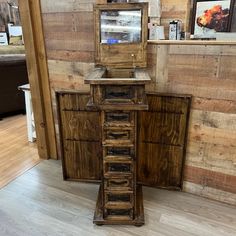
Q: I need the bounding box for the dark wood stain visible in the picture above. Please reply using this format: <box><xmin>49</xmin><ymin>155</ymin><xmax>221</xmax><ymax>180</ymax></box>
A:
<box><xmin>137</xmin><ymin>94</ymin><xmax>191</xmax><ymax>190</ymax></box>
<box><xmin>58</xmin><ymin>92</ymin><xmax>102</xmax><ymax>181</ymax></box>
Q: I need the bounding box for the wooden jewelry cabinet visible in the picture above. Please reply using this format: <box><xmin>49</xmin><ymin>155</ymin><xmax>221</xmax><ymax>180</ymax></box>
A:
<box><xmin>85</xmin><ymin>2</ymin><xmax>150</xmax><ymax>226</ymax></box>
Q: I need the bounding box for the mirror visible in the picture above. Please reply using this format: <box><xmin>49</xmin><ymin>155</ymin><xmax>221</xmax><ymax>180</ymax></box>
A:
<box><xmin>100</xmin><ymin>9</ymin><xmax>142</xmax><ymax>44</ymax></box>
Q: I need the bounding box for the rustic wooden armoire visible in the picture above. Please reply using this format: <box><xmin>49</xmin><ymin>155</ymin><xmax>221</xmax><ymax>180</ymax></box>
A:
<box><xmin>57</xmin><ymin>2</ymin><xmax>191</xmax><ymax>227</ymax></box>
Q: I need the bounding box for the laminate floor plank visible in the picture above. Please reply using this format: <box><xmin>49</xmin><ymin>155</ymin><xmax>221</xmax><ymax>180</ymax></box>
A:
<box><xmin>0</xmin><ymin>160</ymin><xmax>236</xmax><ymax>236</ymax></box>
<box><xmin>0</xmin><ymin>115</ymin><xmax>40</xmax><ymax>188</ymax></box>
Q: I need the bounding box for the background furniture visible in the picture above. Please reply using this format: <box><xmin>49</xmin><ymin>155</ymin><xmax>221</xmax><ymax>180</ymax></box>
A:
<box><xmin>18</xmin><ymin>84</ymin><xmax>36</xmax><ymax>142</ymax></box>
<box><xmin>0</xmin><ymin>54</ymin><xmax>28</xmax><ymax>118</ymax></box>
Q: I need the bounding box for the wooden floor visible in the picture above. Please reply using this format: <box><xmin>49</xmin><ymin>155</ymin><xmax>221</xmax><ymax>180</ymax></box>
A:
<box><xmin>0</xmin><ymin>115</ymin><xmax>40</xmax><ymax>188</ymax></box>
<box><xmin>0</xmin><ymin>160</ymin><xmax>235</xmax><ymax>236</ymax></box>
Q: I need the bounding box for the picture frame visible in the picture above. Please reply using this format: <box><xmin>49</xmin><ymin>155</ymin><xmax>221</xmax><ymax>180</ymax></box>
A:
<box><xmin>191</xmin><ymin>0</ymin><xmax>235</xmax><ymax>38</ymax></box>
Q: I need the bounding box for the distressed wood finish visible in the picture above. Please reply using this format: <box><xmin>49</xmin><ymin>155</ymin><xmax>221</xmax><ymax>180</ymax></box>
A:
<box><xmin>37</xmin><ymin>0</ymin><xmax>236</xmax><ymax>204</ymax></box>
<box><xmin>94</xmin><ymin>3</ymin><xmax>148</xmax><ymax>68</ymax></box>
<box><xmin>58</xmin><ymin>92</ymin><xmax>102</xmax><ymax>181</ymax></box>
<box><xmin>19</xmin><ymin>0</ymin><xmax>57</xmax><ymax>159</ymax></box>
<box><xmin>147</xmin><ymin>42</ymin><xmax>236</xmax><ymax>204</ymax></box>
<box><xmin>89</xmin><ymin>2</ymin><xmax>150</xmax><ymax>224</ymax></box>
<box><xmin>137</xmin><ymin>94</ymin><xmax>191</xmax><ymax>189</ymax></box>
<box><xmin>160</xmin><ymin>0</ymin><xmax>190</xmax><ymax>37</ymax></box>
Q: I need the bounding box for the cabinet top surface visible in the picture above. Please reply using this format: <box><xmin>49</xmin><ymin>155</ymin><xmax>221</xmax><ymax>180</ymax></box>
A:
<box><xmin>85</xmin><ymin>68</ymin><xmax>151</xmax><ymax>85</ymax></box>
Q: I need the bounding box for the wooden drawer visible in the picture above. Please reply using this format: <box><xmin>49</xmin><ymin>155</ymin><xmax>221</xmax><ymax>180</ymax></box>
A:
<box><xmin>103</xmin><ymin>127</ymin><xmax>134</xmax><ymax>145</ymax></box>
<box><xmin>104</xmin><ymin>146</ymin><xmax>135</xmax><ymax>158</ymax></box>
<box><xmin>102</xmin><ymin>111</ymin><xmax>135</xmax><ymax>127</ymax></box>
<box><xmin>104</xmin><ymin>209</ymin><xmax>134</xmax><ymax>221</ymax></box>
<box><xmin>104</xmin><ymin>161</ymin><xmax>133</xmax><ymax>177</ymax></box>
<box><xmin>104</xmin><ymin>191</ymin><xmax>134</xmax><ymax>210</ymax></box>
<box><xmin>89</xmin><ymin>85</ymin><xmax>148</xmax><ymax>110</ymax></box>
<box><xmin>102</xmin><ymin>85</ymin><xmax>136</xmax><ymax>104</ymax></box>
<box><xmin>104</xmin><ymin>177</ymin><xmax>133</xmax><ymax>191</ymax></box>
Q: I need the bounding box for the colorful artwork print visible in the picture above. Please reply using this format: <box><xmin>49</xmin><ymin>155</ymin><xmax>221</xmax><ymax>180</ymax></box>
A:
<box><xmin>193</xmin><ymin>0</ymin><xmax>233</xmax><ymax>37</ymax></box>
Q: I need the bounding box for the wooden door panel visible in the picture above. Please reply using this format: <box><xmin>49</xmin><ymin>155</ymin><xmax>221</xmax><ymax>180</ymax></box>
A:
<box><xmin>63</xmin><ymin>140</ymin><xmax>101</xmax><ymax>181</ymax></box>
<box><xmin>58</xmin><ymin>92</ymin><xmax>102</xmax><ymax>182</ymax></box>
<box><xmin>139</xmin><ymin>112</ymin><xmax>185</xmax><ymax>146</ymax></box>
<box><xmin>59</xmin><ymin>93</ymin><xmax>91</xmax><ymax>111</ymax></box>
<box><xmin>61</xmin><ymin>111</ymin><xmax>101</xmax><ymax>141</ymax></box>
<box><xmin>138</xmin><ymin>143</ymin><xmax>183</xmax><ymax>188</ymax></box>
<box><xmin>137</xmin><ymin>93</ymin><xmax>191</xmax><ymax>190</ymax></box>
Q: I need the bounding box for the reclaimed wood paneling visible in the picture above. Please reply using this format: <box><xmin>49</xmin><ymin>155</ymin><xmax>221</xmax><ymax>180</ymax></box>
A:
<box><xmin>39</xmin><ymin>0</ymin><xmax>236</xmax><ymax>204</ymax></box>
<box><xmin>186</xmin><ymin>141</ymin><xmax>236</xmax><ymax>176</ymax></box>
<box><xmin>192</xmin><ymin>97</ymin><xmax>236</xmax><ymax>114</ymax></box>
<box><xmin>42</xmin><ymin>12</ymin><xmax>94</xmax><ymax>62</ymax></box>
<box><xmin>148</xmin><ymin>43</ymin><xmax>236</xmax><ymax>204</ymax></box>
<box><xmin>40</xmin><ymin>0</ymin><xmax>94</xmax><ymax>13</ymax></box>
<box><xmin>160</xmin><ymin>0</ymin><xmax>190</xmax><ymax>37</ymax></box>
<box><xmin>184</xmin><ymin>166</ymin><xmax>236</xmax><ymax>194</ymax></box>
<box><xmin>183</xmin><ymin>181</ymin><xmax>236</xmax><ymax>205</ymax></box>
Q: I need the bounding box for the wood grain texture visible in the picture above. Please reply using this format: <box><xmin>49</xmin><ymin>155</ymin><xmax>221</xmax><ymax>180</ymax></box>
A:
<box><xmin>19</xmin><ymin>0</ymin><xmax>49</xmax><ymax>159</ymax></box>
<box><xmin>160</xmin><ymin>0</ymin><xmax>190</xmax><ymax>37</ymax></box>
<box><xmin>0</xmin><ymin>115</ymin><xmax>40</xmax><ymax>188</ymax></box>
<box><xmin>184</xmin><ymin>166</ymin><xmax>236</xmax><ymax>194</ymax></box>
<box><xmin>148</xmin><ymin>43</ymin><xmax>236</xmax><ymax>204</ymax></box>
<box><xmin>137</xmin><ymin>94</ymin><xmax>191</xmax><ymax>189</ymax></box>
<box><xmin>18</xmin><ymin>0</ymin><xmax>58</xmax><ymax>159</ymax></box>
<box><xmin>186</xmin><ymin>141</ymin><xmax>236</xmax><ymax>176</ymax></box>
<box><xmin>0</xmin><ymin>160</ymin><xmax>236</xmax><ymax>235</ymax></box>
<box><xmin>58</xmin><ymin>93</ymin><xmax>102</xmax><ymax>181</ymax></box>
<box><xmin>94</xmin><ymin>3</ymin><xmax>148</xmax><ymax>68</ymax></box>
<box><xmin>183</xmin><ymin>181</ymin><xmax>236</xmax><ymax>205</ymax></box>
<box><xmin>38</xmin><ymin>0</ymin><xmax>236</xmax><ymax>204</ymax></box>
<box><xmin>40</xmin><ymin>0</ymin><xmax>95</xmax><ymax>13</ymax></box>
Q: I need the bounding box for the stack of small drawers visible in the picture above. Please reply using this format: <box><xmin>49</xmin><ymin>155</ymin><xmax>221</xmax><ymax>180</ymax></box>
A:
<box><xmin>102</xmin><ymin>111</ymin><xmax>136</xmax><ymax>221</ymax></box>
<box><xmin>85</xmin><ymin>69</ymin><xmax>150</xmax><ymax>225</ymax></box>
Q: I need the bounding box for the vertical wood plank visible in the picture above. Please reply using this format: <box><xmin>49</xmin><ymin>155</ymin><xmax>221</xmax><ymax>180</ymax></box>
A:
<box><xmin>18</xmin><ymin>0</ymin><xmax>57</xmax><ymax>159</ymax></box>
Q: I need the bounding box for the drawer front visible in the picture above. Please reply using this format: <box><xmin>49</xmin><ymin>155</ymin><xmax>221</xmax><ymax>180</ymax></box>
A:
<box><xmin>103</xmin><ymin>85</ymin><xmax>135</xmax><ymax>104</ymax></box>
<box><xmin>104</xmin><ymin>178</ymin><xmax>133</xmax><ymax>191</ymax></box>
<box><xmin>103</xmin><ymin>129</ymin><xmax>134</xmax><ymax>144</ymax></box>
<box><xmin>105</xmin><ymin>111</ymin><xmax>133</xmax><ymax>123</ymax></box>
<box><xmin>104</xmin><ymin>192</ymin><xmax>134</xmax><ymax>209</ymax></box>
<box><xmin>104</xmin><ymin>146</ymin><xmax>135</xmax><ymax>158</ymax></box>
<box><xmin>104</xmin><ymin>209</ymin><xmax>134</xmax><ymax>221</ymax></box>
<box><xmin>104</xmin><ymin>162</ymin><xmax>133</xmax><ymax>176</ymax></box>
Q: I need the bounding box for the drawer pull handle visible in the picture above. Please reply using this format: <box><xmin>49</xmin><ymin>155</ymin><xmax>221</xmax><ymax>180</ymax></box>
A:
<box><xmin>110</xmin><ymin>180</ymin><xmax>129</xmax><ymax>186</ymax></box>
<box><xmin>106</xmin><ymin>91</ymin><xmax>129</xmax><ymax>99</ymax></box>
<box><xmin>108</xmin><ymin>148</ymin><xmax>130</xmax><ymax>156</ymax></box>
<box><xmin>107</xmin><ymin>209</ymin><xmax>131</xmax><ymax>216</ymax></box>
<box><xmin>108</xmin><ymin>132</ymin><xmax>127</xmax><ymax>139</ymax></box>
<box><xmin>108</xmin><ymin>194</ymin><xmax>130</xmax><ymax>202</ymax></box>
<box><xmin>108</xmin><ymin>114</ymin><xmax>129</xmax><ymax>121</ymax></box>
<box><xmin>109</xmin><ymin>164</ymin><xmax>130</xmax><ymax>172</ymax></box>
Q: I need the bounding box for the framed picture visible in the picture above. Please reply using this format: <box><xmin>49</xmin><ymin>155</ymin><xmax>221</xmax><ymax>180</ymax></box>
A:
<box><xmin>191</xmin><ymin>0</ymin><xmax>235</xmax><ymax>38</ymax></box>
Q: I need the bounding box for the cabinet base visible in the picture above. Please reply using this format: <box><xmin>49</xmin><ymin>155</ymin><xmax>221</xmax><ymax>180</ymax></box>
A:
<box><xmin>93</xmin><ymin>184</ymin><xmax>144</xmax><ymax>226</ymax></box>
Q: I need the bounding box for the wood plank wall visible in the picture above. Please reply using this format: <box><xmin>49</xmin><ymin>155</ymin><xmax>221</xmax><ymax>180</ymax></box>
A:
<box><xmin>40</xmin><ymin>0</ymin><xmax>95</xmax><ymax>155</ymax></box>
<box><xmin>147</xmin><ymin>44</ymin><xmax>236</xmax><ymax>205</ymax></box>
<box><xmin>160</xmin><ymin>0</ymin><xmax>190</xmax><ymax>35</ymax></box>
<box><xmin>40</xmin><ymin>0</ymin><xmax>236</xmax><ymax>204</ymax></box>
